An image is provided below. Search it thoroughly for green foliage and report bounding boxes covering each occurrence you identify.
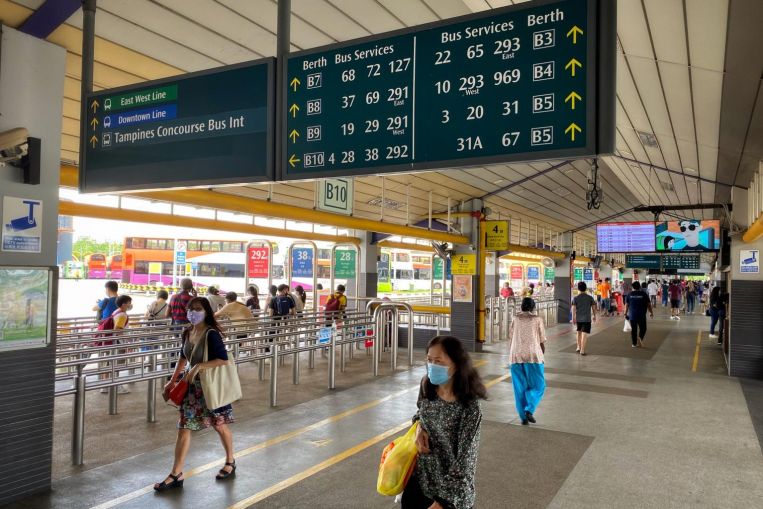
[71,237,123,261]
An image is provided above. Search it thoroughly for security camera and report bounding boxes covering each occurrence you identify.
[0,128,29,162]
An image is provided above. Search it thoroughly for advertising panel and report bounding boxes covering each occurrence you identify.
[655,220,720,252]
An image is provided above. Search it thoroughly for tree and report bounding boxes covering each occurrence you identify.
[71,237,123,261]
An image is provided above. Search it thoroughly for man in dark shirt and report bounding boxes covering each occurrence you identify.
[169,278,195,325]
[668,280,682,320]
[625,281,653,348]
[571,282,596,356]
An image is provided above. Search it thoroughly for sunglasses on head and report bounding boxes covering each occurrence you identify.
[680,224,698,232]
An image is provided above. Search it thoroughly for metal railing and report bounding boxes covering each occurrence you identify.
[485,296,559,343]
[56,308,407,466]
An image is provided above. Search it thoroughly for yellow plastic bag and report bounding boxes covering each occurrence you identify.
[377,421,419,496]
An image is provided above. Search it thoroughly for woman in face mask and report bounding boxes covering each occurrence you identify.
[155,297,236,492]
[508,297,546,425]
[403,336,487,509]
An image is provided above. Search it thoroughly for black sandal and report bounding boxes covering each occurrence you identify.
[154,472,183,491]
[216,461,236,480]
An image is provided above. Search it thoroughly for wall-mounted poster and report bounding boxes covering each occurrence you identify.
[0,267,53,351]
[452,275,473,303]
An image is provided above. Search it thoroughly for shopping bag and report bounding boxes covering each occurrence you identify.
[377,422,419,496]
[623,319,632,332]
[199,330,242,410]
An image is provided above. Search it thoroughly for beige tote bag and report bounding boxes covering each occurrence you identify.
[200,329,243,409]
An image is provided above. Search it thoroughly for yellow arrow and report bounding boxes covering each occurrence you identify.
[289,129,299,143]
[290,77,301,92]
[565,91,582,110]
[89,135,98,148]
[289,103,300,118]
[90,99,100,113]
[288,154,301,167]
[565,58,582,77]
[90,117,99,130]
[567,25,584,44]
[565,123,582,141]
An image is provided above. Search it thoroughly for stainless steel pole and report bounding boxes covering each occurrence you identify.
[108,385,117,415]
[328,326,336,389]
[391,309,398,371]
[269,342,278,407]
[147,355,156,423]
[72,365,86,466]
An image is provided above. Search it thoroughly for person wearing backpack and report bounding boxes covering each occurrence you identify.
[93,280,119,322]
[269,285,295,320]
[324,284,347,327]
[96,295,132,394]
[146,290,170,321]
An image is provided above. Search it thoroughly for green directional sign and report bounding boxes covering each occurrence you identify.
[626,255,661,269]
[661,255,700,270]
[544,267,555,280]
[334,250,357,278]
[283,0,614,179]
[81,59,275,193]
[574,267,583,281]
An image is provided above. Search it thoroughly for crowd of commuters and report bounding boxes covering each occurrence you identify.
[90,270,728,506]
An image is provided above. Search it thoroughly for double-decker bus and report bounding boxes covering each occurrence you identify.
[122,237,247,288]
[376,249,434,294]
[107,254,123,280]
[85,253,107,279]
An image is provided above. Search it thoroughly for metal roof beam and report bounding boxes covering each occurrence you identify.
[18,0,81,39]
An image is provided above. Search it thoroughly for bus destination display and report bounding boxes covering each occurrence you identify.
[597,222,656,253]
[81,59,274,193]
[284,0,613,179]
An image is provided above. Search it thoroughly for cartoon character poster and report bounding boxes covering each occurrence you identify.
[655,220,720,252]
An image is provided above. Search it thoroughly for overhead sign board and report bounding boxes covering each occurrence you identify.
[317,178,354,215]
[661,254,700,271]
[451,254,477,275]
[81,59,275,193]
[626,254,660,269]
[485,220,509,251]
[283,0,614,179]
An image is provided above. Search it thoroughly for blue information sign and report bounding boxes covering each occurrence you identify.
[583,268,593,280]
[318,327,332,344]
[292,248,314,278]
[527,266,540,280]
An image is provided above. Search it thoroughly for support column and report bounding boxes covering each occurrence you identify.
[554,255,572,323]
[0,26,66,505]
[484,251,498,298]
[729,234,763,378]
[449,200,481,352]
[358,231,378,299]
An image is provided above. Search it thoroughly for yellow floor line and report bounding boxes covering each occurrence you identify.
[89,384,419,509]
[691,330,702,372]
[228,372,510,509]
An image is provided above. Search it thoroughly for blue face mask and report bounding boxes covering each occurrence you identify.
[427,363,452,385]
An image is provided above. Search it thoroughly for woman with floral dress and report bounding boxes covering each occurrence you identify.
[154,297,236,491]
[402,336,487,509]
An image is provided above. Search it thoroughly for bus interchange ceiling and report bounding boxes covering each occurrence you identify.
[4,0,763,237]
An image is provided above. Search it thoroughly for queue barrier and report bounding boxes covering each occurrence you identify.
[485,296,559,344]
[56,308,408,466]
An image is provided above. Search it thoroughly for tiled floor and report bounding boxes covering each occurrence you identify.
[5,310,763,508]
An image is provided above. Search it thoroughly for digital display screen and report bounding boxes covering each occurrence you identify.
[655,220,720,252]
[596,222,656,253]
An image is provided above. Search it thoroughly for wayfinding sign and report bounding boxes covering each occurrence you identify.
[484,220,509,251]
[81,59,275,193]
[334,250,357,278]
[283,0,614,179]
[317,178,354,215]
